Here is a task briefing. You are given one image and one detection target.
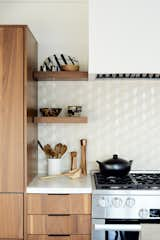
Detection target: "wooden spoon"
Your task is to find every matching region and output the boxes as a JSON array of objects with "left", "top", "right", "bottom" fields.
[
  {"left": 60, "top": 145, "right": 67, "bottom": 158},
  {"left": 54, "top": 143, "right": 62, "bottom": 158},
  {"left": 44, "top": 144, "right": 53, "bottom": 157}
]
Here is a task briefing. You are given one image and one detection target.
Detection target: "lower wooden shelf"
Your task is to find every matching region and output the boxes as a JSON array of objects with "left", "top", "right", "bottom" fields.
[{"left": 34, "top": 116, "right": 88, "bottom": 124}]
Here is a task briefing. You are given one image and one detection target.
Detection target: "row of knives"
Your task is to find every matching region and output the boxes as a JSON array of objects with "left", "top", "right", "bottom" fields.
[{"left": 96, "top": 73, "right": 160, "bottom": 79}]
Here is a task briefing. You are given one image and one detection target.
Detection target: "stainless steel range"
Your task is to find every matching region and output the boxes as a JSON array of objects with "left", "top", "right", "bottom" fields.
[{"left": 92, "top": 171, "right": 160, "bottom": 240}]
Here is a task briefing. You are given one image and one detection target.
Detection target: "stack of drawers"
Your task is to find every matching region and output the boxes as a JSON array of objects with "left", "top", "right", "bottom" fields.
[{"left": 26, "top": 194, "right": 91, "bottom": 240}]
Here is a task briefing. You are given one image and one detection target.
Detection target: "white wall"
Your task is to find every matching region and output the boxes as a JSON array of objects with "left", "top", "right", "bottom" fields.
[{"left": 0, "top": 0, "right": 88, "bottom": 70}]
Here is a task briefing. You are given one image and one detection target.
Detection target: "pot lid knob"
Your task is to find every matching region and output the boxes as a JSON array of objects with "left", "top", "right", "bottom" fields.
[{"left": 113, "top": 154, "right": 118, "bottom": 159}]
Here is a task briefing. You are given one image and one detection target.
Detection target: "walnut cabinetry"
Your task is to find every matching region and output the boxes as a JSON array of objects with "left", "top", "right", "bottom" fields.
[
  {"left": 26, "top": 194, "right": 91, "bottom": 240},
  {"left": 0, "top": 26, "right": 24, "bottom": 192},
  {"left": 0, "top": 25, "right": 37, "bottom": 191},
  {"left": 0, "top": 25, "right": 38, "bottom": 239}
]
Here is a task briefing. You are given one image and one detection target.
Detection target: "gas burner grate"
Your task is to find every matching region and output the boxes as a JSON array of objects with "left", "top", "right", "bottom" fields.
[
  {"left": 94, "top": 173, "right": 137, "bottom": 190},
  {"left": 132, "top": 173, "right": 160, "bottom": 190},
  {"left": 94, "top": 172, "right": 160, "bottom": 190}
]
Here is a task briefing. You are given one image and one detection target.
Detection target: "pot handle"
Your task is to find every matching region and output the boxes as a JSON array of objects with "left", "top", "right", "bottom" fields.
[
  {"left": 96, "top": 161, "right": 101, "bottom": 165},
  {"left": 129, "top": 160, "right": 133, "bottom": 165}
]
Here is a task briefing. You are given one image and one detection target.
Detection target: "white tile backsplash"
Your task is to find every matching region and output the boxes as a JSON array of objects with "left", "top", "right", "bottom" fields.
[{"left": 38, "top": 80, "right": 160, "bottom": 174}]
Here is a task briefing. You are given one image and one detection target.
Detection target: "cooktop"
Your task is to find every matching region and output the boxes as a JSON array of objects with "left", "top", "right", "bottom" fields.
[{"left": 94, "top": 172, "right": 160, "bottom": 190}]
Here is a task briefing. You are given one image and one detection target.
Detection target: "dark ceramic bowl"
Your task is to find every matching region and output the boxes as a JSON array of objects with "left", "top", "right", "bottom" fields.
[
  {"left": 40, "top": 108, "right": 62, "bottom": 117},
  {"left": 67, "top": 106, "right": 82, "bottom": 117}
]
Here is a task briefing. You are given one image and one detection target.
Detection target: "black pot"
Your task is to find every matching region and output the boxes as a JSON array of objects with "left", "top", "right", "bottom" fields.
[{"left": 96, "top": 154, "right": 133, "bottom": 177}]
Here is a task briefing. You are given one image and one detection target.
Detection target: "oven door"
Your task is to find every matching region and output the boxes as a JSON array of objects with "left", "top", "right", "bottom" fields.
[{"left": 92, "top": 219, "right": 141, "bottom": 240}]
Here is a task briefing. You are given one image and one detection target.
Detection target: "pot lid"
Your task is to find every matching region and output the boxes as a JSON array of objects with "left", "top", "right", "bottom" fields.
[{"left": 103, "top": 154, "right": 130, "bottom": 165}]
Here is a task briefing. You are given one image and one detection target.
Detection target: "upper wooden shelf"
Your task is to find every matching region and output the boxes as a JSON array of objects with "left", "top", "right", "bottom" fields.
[
  {"left": 34, "top": 116, "right": 88, "bottom": 124},
  {"left": 33, "top": 71, "right": 88, "bottom": 81}
]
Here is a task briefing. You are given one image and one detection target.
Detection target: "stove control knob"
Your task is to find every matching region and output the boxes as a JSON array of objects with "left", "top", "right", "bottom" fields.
[
  {"left": 126, "top": 198, "right": 135, "bottom": 208},
  {"left": 139, "top": 209, "right": 148, "bottom": 218},
  {"left": 98, "top": 197, "right": 106, "bottom": 208},
  {"left": 112, "top": 197, "right": 122, "bottom": 208}
]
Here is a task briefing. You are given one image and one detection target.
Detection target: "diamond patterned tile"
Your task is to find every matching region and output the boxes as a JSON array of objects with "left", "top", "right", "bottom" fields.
[{"left": 38, "top": 81, "right": 160, "bottom": 175}]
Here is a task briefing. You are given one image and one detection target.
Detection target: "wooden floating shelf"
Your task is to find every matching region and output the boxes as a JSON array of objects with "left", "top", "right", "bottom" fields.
[
  {"left": 34, "top": 116, "right": 88, "bottom": 124},
  {"left": 33, "top": 71, "right": 88, "bottom": 81}
]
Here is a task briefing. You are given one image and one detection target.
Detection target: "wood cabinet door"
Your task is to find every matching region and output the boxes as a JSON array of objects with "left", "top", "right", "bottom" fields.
[
  {"left": 0, "top": 26, "right": 24, "bottom": 192},
  {"left": 0, "top": 194, "right": 23, "bottom": 239}
]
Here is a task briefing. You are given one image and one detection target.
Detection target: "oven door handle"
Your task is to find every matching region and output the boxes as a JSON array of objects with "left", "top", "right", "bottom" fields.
[{"left": 93, "top": 224, "right": 141, "bottom": 232}]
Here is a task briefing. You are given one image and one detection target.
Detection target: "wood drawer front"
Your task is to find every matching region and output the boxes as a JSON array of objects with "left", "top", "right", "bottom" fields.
[
  {"left": 28, "top": 215, "right": 71, "bottom": 235},
  {"left": 71, "top": 215, "right": 91, "bottom": 235},
  {"left": 27, "top": 194, "right": 70, "bottom": 214},
  {"left": 28, "top": 236, "right": 70, "bottom": 240},
  {"left": 28, "top": 215, "right": 91, "bottom": 235},
  {"left": 27, "top": 235, "right": 90, "bottom": 240},
  {"left": 27, "top": 194, "right": 91, "bottom": 214}
]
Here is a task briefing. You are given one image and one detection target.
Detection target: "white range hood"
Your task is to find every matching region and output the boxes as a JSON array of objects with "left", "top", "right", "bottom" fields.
[{"left": 89, "top": 0, "right": 160, "bottom": 79}]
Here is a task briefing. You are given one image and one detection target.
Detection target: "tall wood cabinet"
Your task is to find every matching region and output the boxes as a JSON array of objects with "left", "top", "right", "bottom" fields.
[{"left": 0, "top": 25, "right": 38, "bottom": 239}]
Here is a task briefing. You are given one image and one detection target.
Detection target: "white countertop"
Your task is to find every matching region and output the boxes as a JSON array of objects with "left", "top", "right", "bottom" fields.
[{"left": 27, "top": 175, "right": 92, "bottom": 194}]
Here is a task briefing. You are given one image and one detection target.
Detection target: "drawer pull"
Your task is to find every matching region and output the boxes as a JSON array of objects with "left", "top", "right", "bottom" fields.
[
  {"left": 48, "top": 234, "right": 70, "bottom": 237},
  {"left": 48, "top": 194, "right": 69, "bottom": 196},
  {"left": 48, "top": 214, "right": 70, "bottom": 216}
]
